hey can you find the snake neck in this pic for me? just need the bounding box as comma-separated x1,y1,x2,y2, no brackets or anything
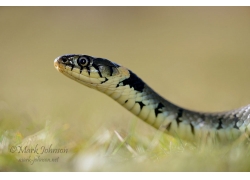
99,70,247,142
100,70,193,140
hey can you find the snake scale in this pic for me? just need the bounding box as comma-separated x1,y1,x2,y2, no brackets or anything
54,54,250,143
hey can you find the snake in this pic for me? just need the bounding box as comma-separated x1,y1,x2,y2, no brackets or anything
54,54,250,143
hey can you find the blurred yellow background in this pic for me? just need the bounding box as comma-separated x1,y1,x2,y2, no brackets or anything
1,7,250,171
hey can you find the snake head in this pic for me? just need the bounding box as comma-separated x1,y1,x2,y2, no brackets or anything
54,54,130,89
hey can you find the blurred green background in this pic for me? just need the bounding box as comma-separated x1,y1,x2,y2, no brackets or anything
1,7,250,171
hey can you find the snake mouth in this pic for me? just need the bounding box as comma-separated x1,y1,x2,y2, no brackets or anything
54,57,60,71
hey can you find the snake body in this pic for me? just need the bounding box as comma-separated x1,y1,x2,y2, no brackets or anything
54,54,250,142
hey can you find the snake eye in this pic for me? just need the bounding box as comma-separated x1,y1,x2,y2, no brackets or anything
61,56,68,63
77,56,89,67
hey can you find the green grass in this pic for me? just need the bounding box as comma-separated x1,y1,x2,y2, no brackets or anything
1,113,250,172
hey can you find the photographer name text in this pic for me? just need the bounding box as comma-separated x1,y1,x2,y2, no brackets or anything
10,144,68,154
